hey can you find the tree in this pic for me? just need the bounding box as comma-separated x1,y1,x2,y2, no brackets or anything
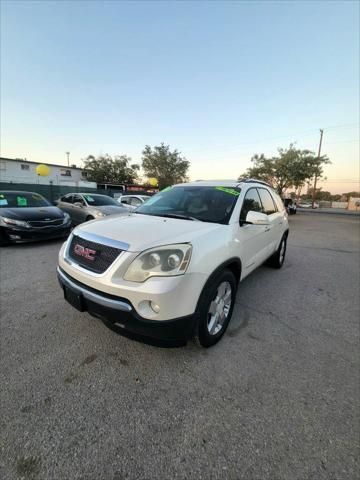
142,143,190,190
83,155,140,184
331,194,342,202
313,190,332,201
341,191,360,201
239,144,330,196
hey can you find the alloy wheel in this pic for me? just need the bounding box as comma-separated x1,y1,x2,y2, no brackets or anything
207,281,232,335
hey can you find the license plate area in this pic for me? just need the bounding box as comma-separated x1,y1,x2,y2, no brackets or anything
64,285,84,312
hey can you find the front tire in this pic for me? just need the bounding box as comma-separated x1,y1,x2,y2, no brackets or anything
0,229,9,247
267,234,287,269
195,269,237,347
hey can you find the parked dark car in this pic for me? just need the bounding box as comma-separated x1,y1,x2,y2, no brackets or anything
284,198,297,215
0,191,71,245
55,193,128,225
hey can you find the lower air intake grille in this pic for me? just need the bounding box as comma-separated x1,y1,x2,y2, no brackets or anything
68,235,122,273
29,219,64,227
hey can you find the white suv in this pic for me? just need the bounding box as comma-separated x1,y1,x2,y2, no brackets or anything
57,180,289,347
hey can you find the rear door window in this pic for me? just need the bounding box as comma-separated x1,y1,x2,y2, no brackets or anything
257,188,277,215
129,197,142,207
73,195,85,205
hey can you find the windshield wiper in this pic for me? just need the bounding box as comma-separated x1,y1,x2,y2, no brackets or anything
133,211,156,216
150,213,201,221
134,211,201,221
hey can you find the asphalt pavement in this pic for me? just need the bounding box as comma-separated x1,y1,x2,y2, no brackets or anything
297,207,360,216
1,213,359,480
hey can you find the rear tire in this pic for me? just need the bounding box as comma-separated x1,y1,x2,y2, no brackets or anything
267,234,287,269
194,269,237,347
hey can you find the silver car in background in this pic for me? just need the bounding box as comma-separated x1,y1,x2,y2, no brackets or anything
56,193,128,225
117,194,151,210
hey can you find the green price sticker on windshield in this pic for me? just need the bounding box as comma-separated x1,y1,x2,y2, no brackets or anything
215,187,240,196
17,196,28,207
161,186,172,193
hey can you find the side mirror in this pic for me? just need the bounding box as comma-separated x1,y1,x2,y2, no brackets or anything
245,210,269,225
74,202,83,208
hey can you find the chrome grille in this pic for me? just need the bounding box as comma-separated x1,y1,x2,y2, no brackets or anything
28,219,64,228
68,235,123,274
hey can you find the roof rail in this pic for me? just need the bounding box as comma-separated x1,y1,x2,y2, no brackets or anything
238,178,273,188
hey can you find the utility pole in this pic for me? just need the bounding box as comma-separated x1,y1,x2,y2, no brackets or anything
312,129,323,208
66,151,70,166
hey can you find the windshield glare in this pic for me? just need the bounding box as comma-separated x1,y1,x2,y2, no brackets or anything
83,194,119,206
0,192,51,208
136,186,241,224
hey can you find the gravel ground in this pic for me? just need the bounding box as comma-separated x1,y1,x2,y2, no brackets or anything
1,213,359,480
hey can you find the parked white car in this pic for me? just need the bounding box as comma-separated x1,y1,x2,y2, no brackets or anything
57,180,289,347
117,195,151,210
298,201,319,209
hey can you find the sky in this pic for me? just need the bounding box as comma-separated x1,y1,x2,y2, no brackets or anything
0,0,359,194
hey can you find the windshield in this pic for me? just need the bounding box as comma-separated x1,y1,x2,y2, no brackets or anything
136,186,241,224
82,194,119,206
0,192,51,208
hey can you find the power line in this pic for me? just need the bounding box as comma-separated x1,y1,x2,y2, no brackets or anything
323,139,359,145
185,123,360,156
320,122,359,130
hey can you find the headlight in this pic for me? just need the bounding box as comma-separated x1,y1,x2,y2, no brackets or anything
63,212,71,223
124,244,192,282
94,211,105,218
1,217,30,228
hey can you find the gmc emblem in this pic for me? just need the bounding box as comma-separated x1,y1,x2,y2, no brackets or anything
74,244,97,261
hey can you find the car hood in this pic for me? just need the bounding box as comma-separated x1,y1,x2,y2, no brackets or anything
94,205,128,215
0,206,65,221
74,213,224,252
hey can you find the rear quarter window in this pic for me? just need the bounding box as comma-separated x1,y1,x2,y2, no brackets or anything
271,191,285,212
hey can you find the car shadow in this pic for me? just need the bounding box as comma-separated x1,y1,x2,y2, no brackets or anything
3,237,68,250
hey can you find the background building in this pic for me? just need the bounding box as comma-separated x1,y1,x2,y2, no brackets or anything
0,157,158,202
0,157,96,188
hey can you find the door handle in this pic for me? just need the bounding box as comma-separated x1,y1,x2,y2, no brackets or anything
265,226,271,232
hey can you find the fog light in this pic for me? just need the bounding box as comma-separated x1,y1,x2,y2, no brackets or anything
150,301,160,313
9,234,21,240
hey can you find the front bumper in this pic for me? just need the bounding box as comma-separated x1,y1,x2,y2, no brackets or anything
57,267,196,346
58,239,207,321
1,224,71,243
